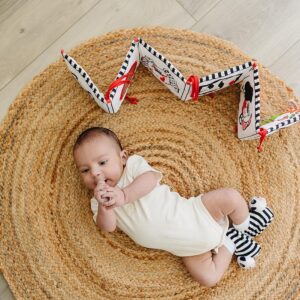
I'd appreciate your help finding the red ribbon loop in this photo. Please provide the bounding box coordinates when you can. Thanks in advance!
[104,74,132,104]
[187,75,200,102]
[125,95,139,104]
[257,128,268,152]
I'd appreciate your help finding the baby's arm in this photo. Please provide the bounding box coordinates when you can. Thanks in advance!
[122,171,160,204]
[94,170,159,231]
[94,174,117,232]
[96,204,117,232]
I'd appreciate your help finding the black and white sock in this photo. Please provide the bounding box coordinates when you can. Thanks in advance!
[244,196,274,237]
[233,215,250,232]
[223,236,236,255]
[226,227,261,268]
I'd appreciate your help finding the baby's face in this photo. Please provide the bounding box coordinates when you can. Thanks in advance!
[73,134,127,190]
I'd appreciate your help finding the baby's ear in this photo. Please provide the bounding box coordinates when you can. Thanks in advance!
[120,150,128,165]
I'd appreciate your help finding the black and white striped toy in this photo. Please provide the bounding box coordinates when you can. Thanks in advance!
[245,196,274,237]
[226,196,274,269]
[61,38,300,151]
[226,227,261,269]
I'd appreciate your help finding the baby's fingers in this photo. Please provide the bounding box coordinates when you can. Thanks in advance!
[103,197,115,207]
[95,190,107,203]
[102,191,114,199]
[95,181,106,189]
[95,188,107,196]
[95,184,109,194]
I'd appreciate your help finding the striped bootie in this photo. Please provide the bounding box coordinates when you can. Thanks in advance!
[226,227,261,269]
[245,196,274,237]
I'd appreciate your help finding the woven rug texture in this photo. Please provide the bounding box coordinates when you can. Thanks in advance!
[0,27,299,299]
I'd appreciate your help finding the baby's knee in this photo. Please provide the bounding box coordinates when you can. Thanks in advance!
[183,254,222,287]
[193,272,220,288]
[223,188,243,203]
[223,187,240,198]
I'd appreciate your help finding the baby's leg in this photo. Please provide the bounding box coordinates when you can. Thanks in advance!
[202,188,249,228]
[182,247,232,287]
[201,188,265,269]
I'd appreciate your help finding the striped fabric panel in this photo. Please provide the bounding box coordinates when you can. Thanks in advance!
[264,113,300,136]
[108,40,139,101]
[252,64,261,132]
[200,62,252,83]
[226,228,261,258]
[245,208,274,237]
[139,38,186,82]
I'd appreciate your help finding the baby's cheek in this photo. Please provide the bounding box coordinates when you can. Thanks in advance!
[81,175,92,189]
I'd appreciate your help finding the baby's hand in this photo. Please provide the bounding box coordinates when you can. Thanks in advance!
[100,185,126,208]
[94,178,111,205]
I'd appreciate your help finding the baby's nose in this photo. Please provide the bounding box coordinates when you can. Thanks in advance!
[95,171,105,180]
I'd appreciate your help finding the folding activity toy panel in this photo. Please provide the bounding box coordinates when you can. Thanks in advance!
[61,38,300,151]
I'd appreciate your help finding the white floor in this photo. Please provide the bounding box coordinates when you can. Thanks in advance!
[1,0,300,298]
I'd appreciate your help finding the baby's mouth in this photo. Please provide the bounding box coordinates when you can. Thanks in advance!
[105,179,111,185]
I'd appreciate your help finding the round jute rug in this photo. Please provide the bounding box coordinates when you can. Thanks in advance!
[0,27,299,299]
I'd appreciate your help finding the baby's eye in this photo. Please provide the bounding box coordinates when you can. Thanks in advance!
[98,160,107,166]
[81,169,89,173]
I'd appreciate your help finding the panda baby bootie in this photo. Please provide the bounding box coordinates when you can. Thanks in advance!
[226,227,261,269]
[233,196,274,237]
[245,196,274,237]
[226,197,273,269]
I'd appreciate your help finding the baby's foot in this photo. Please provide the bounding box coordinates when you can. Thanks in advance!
[245,196,274,237]
[226,227,261,269]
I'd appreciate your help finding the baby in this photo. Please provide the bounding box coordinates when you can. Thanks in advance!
[73,127,274,287]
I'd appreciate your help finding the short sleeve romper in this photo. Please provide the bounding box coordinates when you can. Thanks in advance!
[91,154,229,257]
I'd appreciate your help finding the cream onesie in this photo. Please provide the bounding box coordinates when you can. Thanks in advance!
[91,154,229,257]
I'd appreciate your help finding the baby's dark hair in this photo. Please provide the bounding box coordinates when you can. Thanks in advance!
[73,127,123,152]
